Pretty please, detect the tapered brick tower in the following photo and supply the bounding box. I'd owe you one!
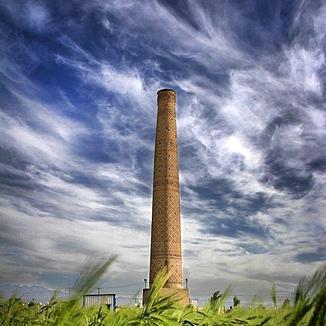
[143,89,189,305]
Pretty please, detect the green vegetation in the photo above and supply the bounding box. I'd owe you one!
[1,260,325,325]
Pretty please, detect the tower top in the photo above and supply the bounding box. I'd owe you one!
[157,88,176,95]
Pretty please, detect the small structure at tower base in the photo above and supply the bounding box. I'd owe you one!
[143,288,189,306]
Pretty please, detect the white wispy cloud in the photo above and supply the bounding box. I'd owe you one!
[0,0,50,33]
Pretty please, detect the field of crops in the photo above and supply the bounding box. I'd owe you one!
[1,259,325,325]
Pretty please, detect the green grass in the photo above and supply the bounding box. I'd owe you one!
[1,260,325,325]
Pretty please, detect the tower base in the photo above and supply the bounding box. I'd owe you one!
[142,288,190,306]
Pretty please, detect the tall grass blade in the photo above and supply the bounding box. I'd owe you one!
[286,264,326,326]
[271,283,277,308]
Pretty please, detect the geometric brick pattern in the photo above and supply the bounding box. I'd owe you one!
[149,89,183,289]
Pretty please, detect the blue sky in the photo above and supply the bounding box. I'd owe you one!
[0,0,325,304]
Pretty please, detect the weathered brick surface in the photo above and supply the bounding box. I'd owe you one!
[149,89,184,289]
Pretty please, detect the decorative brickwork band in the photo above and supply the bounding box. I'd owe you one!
[149,89,183,289]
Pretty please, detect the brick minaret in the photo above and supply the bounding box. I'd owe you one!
[143,89,189,305]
